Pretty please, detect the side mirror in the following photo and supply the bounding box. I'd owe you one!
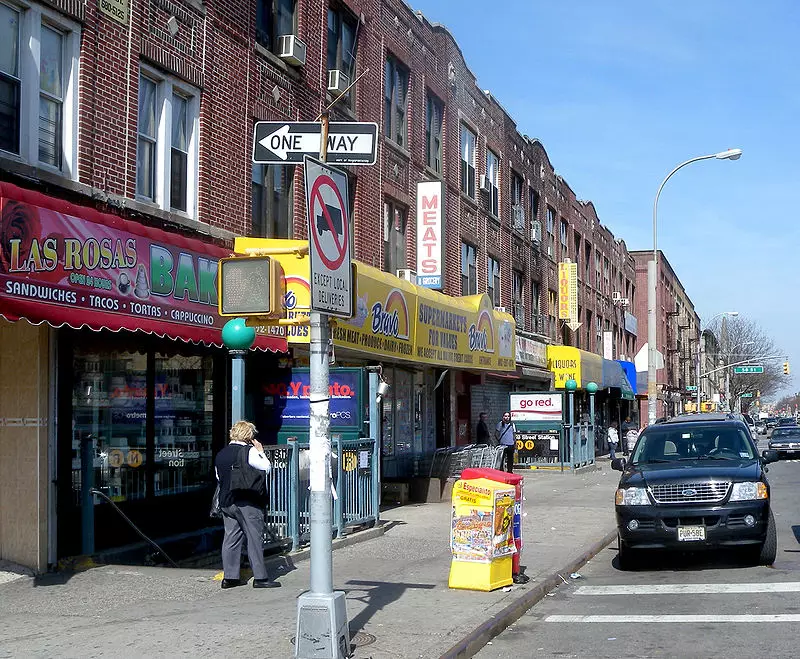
[611,457,626,472]
[762,449,780,464]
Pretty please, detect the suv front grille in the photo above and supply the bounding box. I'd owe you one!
[649,481,731,504]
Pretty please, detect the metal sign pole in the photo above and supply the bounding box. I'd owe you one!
[296,112,351,659]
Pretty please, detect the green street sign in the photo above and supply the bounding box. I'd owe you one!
[734,365,764,374]
[741,393,754,398]
[686,385,698,391]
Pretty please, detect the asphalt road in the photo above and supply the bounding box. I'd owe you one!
[477,438,800,658]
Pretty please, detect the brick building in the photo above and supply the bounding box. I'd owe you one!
[631,251,700,419]
[1,0,643,570]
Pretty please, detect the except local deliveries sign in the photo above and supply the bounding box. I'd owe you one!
[0,197,229,336]
[253,122,378,165]
[304,157,353,317]
[509,393,564,422]
[261,368,361,430]
[416,181,443,289]
[558,261,577,322]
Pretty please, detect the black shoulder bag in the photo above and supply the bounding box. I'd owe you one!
[229,445,266,494]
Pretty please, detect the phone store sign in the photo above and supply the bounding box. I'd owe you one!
[509,393,564,422]
[262,368,361,430]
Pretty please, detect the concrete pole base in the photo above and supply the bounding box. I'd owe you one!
[295,590,351,658]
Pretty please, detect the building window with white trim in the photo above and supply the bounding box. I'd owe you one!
[425,92,443,174]
[0,2,79,178]
[383,199,407,274]
[487,256,500,307]
[385,54,409,148]
[461,242,476,296]
[460,124,476,198]
[135,68,200,219]
[255,0,297,52]
[486,149,499,217]
[251,164,295,238]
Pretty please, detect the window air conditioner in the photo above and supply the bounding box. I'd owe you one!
[512,204,526,231]
[276,35,307,67]
[531,220,542,243]
[396,269,417,283]
[479,175,491,193]
[328,69,350,94]
[621,297,630,307]
[612,291,622,302]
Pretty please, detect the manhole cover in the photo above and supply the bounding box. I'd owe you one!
[290,632,376,648]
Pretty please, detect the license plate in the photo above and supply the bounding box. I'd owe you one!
[677,525,706,542]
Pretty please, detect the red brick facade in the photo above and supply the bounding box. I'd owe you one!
[2,0,643,358]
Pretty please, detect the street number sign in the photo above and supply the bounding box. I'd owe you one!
[734,365,764,374]
[253,121,378,165]
[686,385,698,391]
[304,156,353,317]
[740,392,754,398]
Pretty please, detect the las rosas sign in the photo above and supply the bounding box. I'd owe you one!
[509,393,564,422]
[416,181,443,289]
[253,122,378,165]
[304,156,353,317]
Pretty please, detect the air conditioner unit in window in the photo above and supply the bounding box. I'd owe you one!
[328,69,350,94]
[512,204,526,231]
[621,297,630,307]
[276,35,307,67]
[396,269,417,283]
[479,175,491,193]
[612,291,622,302]
[531,220,542,243]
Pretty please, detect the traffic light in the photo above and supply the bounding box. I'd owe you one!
[218,256,285,319]
[784,362,790,375]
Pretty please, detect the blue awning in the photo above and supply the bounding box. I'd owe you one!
[616,360,638,395]
[602,359,635,400]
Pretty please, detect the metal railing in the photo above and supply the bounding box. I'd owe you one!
[428,444,506,480]
[262,436,379,552]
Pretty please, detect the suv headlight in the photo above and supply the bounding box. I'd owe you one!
[615,487,650,506]
[729,481,768,501]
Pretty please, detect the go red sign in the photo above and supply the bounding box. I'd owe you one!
[510,393,564,421]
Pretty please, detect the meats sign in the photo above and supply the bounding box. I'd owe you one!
[509,393,564,422]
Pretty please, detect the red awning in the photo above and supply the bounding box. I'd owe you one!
[0,181,286,352]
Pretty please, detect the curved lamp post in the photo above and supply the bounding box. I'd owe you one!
[648,148,742,425]
[222,318,256,424]
[696,311,738,412]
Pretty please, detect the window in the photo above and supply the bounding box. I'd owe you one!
[383,200,407,274]
[425,92,443,173]
[511,171,524,231]
[0,3,79,176]
[585,310,593,351]
[486,149,499,217]
[596,315,602,349]
[603,256,610,293]
[585,243,592,282]
[574,234,581,274]
[548,289,558,338]
[460,124,476,197]
[531,280,540,318]
[256,0,296,51]
[461,242,477,296]
[487,256,501,307]
[327,6,358,108]
[385,54,409,147]
[595,251,602,289]
[546,206,556,259]
[512,271,524,327]
[529,187,540,221]
[251,164,295,238]
[136,69,200,218]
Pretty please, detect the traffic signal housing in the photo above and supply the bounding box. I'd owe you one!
[218,256,285,319]
[784,362,790,375]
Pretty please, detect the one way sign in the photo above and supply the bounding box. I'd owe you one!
[252,121,378,166]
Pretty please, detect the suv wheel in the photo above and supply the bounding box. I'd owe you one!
[750,511,777,566]
[617,535,640,571]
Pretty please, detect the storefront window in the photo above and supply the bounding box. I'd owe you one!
[154,353,214,496]
[72,349,149,502]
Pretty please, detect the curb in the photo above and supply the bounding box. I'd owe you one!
[439,527,618,659]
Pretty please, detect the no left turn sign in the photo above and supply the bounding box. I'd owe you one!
[304,156,353,317]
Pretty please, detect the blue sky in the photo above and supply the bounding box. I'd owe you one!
[411,0,800,399]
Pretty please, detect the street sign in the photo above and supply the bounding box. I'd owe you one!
[304,156,353,317]
[253,121,378,165]
[734,365,764,374]
[741,392,754,398]
[686,385,698,391]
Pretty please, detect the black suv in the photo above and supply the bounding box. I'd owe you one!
[612,416,779,569]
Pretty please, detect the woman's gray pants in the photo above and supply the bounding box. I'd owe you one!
[221,503,267,581]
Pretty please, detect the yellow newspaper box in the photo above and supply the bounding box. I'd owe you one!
[449,478,516,591]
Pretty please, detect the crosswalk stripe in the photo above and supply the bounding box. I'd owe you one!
[575,583,800,595]
[545,614,800,623]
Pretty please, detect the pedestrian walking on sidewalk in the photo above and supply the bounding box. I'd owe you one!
[214,420,280,590]
[476,412,491,445]
[622,416,639,454]
[607,420,619,459]
[495,412,516,472]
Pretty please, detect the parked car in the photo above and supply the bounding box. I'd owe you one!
[755,420,767,435]
[769,426,800,459]
[612,416,779,570]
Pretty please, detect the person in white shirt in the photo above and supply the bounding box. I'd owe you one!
[607,420,620,460]
[214,420,279,589]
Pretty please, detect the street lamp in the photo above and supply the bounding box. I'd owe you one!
[696,311,738,412]
[648,149,742,425]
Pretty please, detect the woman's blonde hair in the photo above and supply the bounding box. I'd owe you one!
[229,420,257,443]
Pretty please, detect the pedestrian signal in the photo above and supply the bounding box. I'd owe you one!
[218,256,286,319]
[784,362,791,376]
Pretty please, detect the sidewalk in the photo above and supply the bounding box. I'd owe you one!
[0,467,618,659]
